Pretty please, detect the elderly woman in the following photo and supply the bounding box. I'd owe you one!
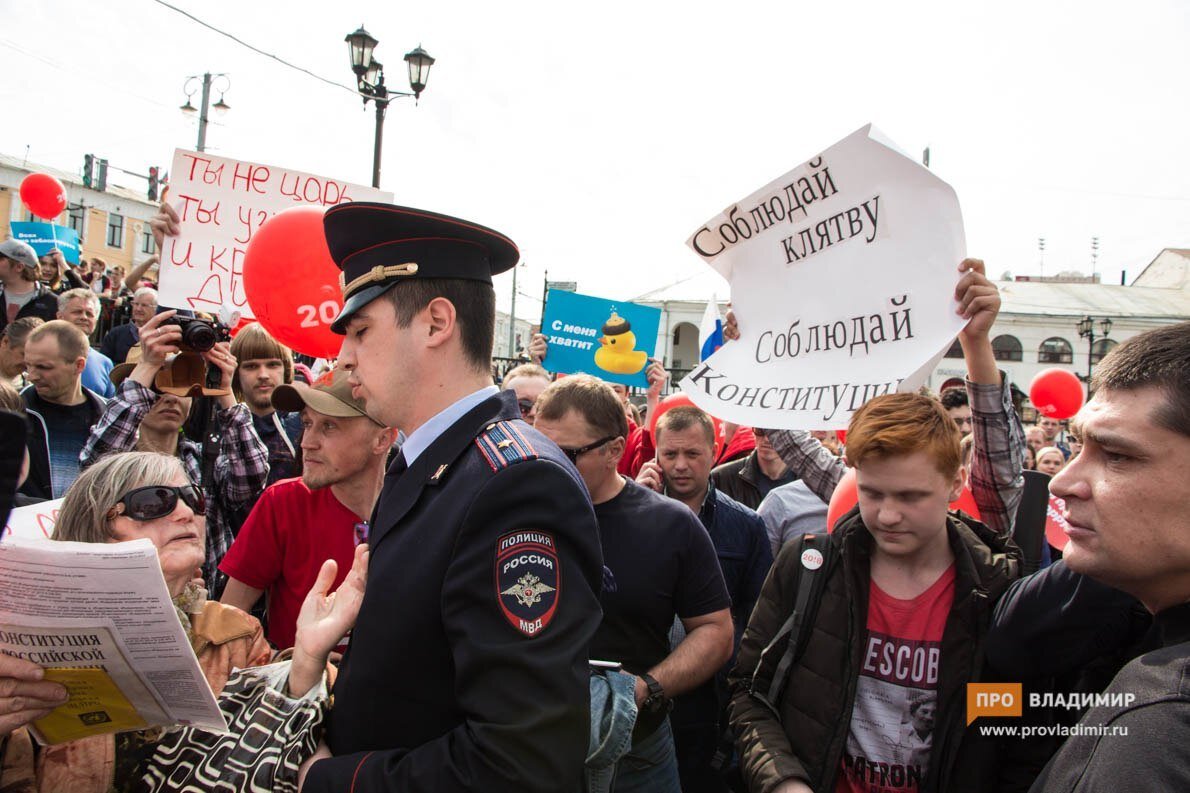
[0,451,365,792]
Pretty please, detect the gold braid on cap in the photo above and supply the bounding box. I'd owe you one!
[340,263,420,297]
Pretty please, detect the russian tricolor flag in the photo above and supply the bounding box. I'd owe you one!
[699,297,725,361]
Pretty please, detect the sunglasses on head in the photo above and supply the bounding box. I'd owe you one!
[112,485,206,521]
[559,436,617,464]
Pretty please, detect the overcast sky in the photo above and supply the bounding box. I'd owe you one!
[2,0,1187,320]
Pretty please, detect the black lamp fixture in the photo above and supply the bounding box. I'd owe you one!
[1077,315,1115,396]
[344,26,434,188]
[404,45,435,100]
[179,73,230,152]
[345,26,379,77]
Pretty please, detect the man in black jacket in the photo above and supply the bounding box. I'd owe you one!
[710,429,798,511]
[19,320,106,499]
[990,321,1190,793]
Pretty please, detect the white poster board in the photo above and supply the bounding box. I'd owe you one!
[679,124,967,429]
[158,150,393,315]
[2,498,62,542]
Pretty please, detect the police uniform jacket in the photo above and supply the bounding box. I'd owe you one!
[304,389,604,793]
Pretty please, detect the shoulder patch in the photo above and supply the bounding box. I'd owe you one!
[476,420,539,472]
[495,530,560,638]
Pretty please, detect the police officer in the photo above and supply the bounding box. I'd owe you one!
[299,203,603,793]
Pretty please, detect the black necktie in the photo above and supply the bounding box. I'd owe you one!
[387,451,408,478]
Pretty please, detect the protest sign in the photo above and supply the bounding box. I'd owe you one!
[1,498,61,542]
[541,290,661,388]
[158,149,392,315]
[679,124,967,429]
[9,222,81,265]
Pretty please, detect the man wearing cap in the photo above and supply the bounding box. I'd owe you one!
[1,239,59,335]
[298,203,603,793]
[218,368,398,652]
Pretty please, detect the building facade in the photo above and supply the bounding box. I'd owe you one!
[1,153,159,273]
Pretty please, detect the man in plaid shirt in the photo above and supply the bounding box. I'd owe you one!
[79,309,270,595]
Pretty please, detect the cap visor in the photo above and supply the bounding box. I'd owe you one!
[272,382,367,418]
[331,282,400,335]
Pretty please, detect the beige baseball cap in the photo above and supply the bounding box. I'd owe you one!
[271,367,382,426]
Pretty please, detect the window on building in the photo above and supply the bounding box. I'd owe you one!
[107,212,124,248]
[1038,337,1074,364]
[69,205,86,241]
[944,338,963,358]
[142,227,155,254]
[992,334,1023,362]
[1090,337,1118,365]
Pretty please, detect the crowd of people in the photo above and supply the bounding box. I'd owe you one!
[0,205,1187,793]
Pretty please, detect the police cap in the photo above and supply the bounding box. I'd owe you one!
[325,202,519,334]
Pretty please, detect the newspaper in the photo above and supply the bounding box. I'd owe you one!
[0,537,228,744]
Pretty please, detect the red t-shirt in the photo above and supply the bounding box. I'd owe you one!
[219,478,361,651]
[836,565,956,793]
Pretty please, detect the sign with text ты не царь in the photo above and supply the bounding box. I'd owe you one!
[157,149,392,316]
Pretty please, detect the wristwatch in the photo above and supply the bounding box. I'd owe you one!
[640,673,671,714]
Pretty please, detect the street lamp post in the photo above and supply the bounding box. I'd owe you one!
[180,73,231,153]
[345,27,435,189]
[1077,315,1113,396]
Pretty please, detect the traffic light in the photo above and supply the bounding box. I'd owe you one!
[83,154,94,188]
[148,166,159,202]
[96,158,108,192]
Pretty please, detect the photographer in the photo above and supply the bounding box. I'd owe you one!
[79,309,270,594]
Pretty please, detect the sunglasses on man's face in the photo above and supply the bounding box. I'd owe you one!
[517,399,535,417]
[559,436,618,464]
[114,485,206,521]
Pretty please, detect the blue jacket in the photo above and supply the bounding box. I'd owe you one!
[697,482,773,649]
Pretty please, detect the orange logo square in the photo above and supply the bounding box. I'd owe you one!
[966,682,1022,725]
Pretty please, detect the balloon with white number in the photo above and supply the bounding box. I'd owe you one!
[243,205,344,358]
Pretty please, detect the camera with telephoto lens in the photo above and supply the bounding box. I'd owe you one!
[160,316,231,353]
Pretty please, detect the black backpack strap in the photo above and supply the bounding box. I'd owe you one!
[711,532,836,774]
[750,533,836,717]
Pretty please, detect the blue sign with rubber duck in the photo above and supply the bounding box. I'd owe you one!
[540,289,662,388]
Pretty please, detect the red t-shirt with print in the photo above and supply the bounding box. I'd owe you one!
[219,478,362,650]
[836,565,956,793]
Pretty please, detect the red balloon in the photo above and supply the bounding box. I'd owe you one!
[648,392,723,458]
[825,468,982,533]
[1029,368,1085,420]
[19,173,67,220]
[243,206,343,358]
[826,468,859,531]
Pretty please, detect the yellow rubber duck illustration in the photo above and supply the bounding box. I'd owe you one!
[594,310,649,375]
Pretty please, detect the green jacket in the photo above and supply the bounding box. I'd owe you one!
[728,508,1021,793]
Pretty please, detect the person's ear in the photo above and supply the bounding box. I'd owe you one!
[374,426,399,454]
[423,297,457,348]
[949,468,965,502]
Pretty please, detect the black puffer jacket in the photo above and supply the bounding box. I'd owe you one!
[728,507,1021,793]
